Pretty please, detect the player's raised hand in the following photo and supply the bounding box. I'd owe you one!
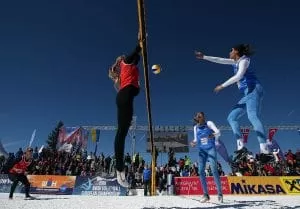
[214,85,224,93]
[195,51,204,59]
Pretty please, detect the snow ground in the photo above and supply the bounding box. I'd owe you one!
[0,193,300,209]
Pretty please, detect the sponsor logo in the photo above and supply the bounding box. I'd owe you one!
[281,178,300,194]
[231,179,286,195]
[0,178,12,184]
[27,175,75,195]
[42,178,57,187]
[75,176,122,196]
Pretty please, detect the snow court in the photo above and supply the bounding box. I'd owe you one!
[0,194,300,209]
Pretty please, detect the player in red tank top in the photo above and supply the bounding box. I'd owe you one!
[110,39,142,187]
[8,147,34,199]
[119,60,139,90]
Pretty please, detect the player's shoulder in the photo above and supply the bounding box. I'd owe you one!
[240,56,250,63]
[206,121,216,127]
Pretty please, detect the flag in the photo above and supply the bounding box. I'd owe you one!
[91,129,100,143]
[59,143,73,153]
[38,145,44,154]
[58,126,68,143]
[59,127,81,144]
[29,129,36,147]
[91,129,96,142]
[58,127,88,153]
[267,139,285,161]
[268,128,278,141]
[241,128,250,143]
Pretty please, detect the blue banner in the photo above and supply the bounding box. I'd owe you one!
[0,174,12,193]
[0,174,22,193]
[73,176,127,196]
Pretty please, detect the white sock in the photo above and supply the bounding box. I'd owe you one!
[237,139,245,150]
[260,143,269,154]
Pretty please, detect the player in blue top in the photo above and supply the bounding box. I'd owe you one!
[195,44,269,154]
[191,112,223,203]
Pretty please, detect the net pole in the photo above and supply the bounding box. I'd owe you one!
[137,0,156,196]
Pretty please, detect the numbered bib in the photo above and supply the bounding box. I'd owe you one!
[200,137,208,145]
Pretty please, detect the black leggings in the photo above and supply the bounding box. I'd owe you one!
[115,85,139,172]
[8,173,30,198]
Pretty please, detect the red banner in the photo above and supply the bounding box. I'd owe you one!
[241,128,250,143]
[174,176,230,195]
[268,128,278,141]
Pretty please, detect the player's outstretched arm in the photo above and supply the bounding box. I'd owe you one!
[195,50,235,65]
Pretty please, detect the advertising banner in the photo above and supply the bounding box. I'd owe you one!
[146,131,189,153]
[280,177,300,195]
[174,176,230,195]
[27,175,76,195]
[227,176,287,195]
[0,174,24,193]
[0,174,12,193]
[73,176,127,196]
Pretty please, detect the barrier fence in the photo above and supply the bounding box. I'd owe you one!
[0,174,299,196]
[174,176,300,195]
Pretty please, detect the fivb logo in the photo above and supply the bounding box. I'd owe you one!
[283,179,300,193]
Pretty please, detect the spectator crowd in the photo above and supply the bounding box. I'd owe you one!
[0,146,299,195]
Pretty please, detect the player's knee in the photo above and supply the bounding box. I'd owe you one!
[247,113,259,123]
[227,114,234,124]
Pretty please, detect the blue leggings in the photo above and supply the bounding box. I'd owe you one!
[198,147,222,195]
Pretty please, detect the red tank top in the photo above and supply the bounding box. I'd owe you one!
[119,61,139,90]
[9,156,32,174]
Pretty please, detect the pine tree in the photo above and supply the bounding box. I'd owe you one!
[46,121,64,152]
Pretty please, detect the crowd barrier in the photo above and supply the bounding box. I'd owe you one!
[0,174,299,196]
[0,174,126,196]
[174,176,300,195]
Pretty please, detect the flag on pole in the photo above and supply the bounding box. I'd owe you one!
[58,127,88,153]
[241,128,250,143]
[38,145,44,154]
[91,129,96,142]
[268,128,278,141]
[267,139,285,161]
[29,129,36,147]
[91,129,100,143]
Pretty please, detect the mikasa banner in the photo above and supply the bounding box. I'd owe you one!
[227,176,286,195]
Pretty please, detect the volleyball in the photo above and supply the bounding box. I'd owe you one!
[151,64,161,74]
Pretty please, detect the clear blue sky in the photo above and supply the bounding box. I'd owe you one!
[0,1,299,173]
